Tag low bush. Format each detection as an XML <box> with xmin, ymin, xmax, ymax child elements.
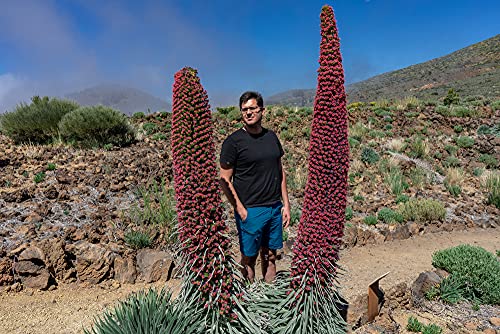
<box><xmin>46</xmin><ymin>163</ymin><xmax>57</xmax><ymax>171</ymax></box>
<box><xmin>124</xmin><ymin>231</ymin><xmax>152</xmax><ymax>249</ymax></box>
<box><xmin>377</xmin><ymin>207</ymin><xmax>403</xmax><ymax>224</ymax></box>
<box><xmin>407</xmin><ymin>316</ymin><xmax>423</xmax><ymax>332</ymax></box>
<box><xmin>364</xmin><ymin>215</ymin><xmax>377</xmax><ymax>225</ymax></box>
<box><xmin>143</xmin><ymin>122</ymin><xmax>158</xmax><ymax>135</ymax></box>
<box><xmin>0</xmin><ymin>96</ymin><xmax>79</xmax><ymax>144</ymax></box>
<box><xmin>34</xmin><ymin>172</ymin><xmax>45</xmax><ymax>183</ymax></box>
<box><xmin>479</xmin><ymin>154</ymin><xmax>498</xmax><ymax>169</ymax></box>
<box><xmin>409</xmin><ymin>137</ymin><xmax>429</xmax><ymax>158</ymax></box>
<box><xmin>432</xmin><ymin>244</ymin><xmax>500</xmax><ymax>304</ymax></box>
<box><xmin>455</xmin><ymin>136</ymin><xmax>474</xmax><ymax>148</ymax></box>
<box><xmin>395</xmin><ymin>194</ymin><xmax>409</xmax><ymax>204</ymax></box>
<box><xmin>361</xmin><ymin>147</ymin><xmax>379</xmax><ymax>164</ymax></box>
<box><xmin>422</xmin><ymin>323</ymin><xmax>443</xmax><ymax>334</ymax></box>
<box><xmin>345</xmin><ymin>206</ymin><xmax>353</xmax><ymax>221</ymax></box>
<box><xmin>443</xmin><ymin>156</ymin><xmax>460</xmax><ymax>168</ymax></box>
<box><xmin>59</xmin><ymin>105</ymin><xmax>135</xmax><ymax>147</ymax></box>
<box><xmin>484</xmin><ymin>173</ymin><xmax>499</xmax><ymax>209</ymax></box>
<box><xmin>397</xmin><ymin>198</ymin><xmax>446</xmax><ymax>222</ymax></box>
<box><xmin>438</xmin><ymin>276</ymin><xmax>463</xmax><ymax>304</ymax></box>
<box><xmin>477</xmin><ymin>123</ymin><xmax>500</xmax><ymax>136</ymax></box>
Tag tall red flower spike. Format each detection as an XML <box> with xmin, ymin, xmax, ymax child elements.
<box><xmin>171</xmin><ymin>67</ymin><xmax>235</xmax><ymax>314</ymax></box>
<box><xmin>290</xmin><ymin>5</ymin><xmax>349</xmax><ymax>289</ymax></box>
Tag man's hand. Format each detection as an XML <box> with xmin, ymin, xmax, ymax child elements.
<box><xmin>237</xmin><ymin>205</ymin><xmax>248</xmax><ymax>222</ymax></box>
<box><xmin>282</xmin><ymin>205</ymin><xmax>291</xmax><ymax>228</ymax></box>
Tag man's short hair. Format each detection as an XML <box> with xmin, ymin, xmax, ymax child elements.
<box><xmin>239</xmin><ymin>91</ymin><xmax>264</xmax><ymax>109</ymax></box>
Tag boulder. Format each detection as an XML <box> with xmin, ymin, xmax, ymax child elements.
<box><xmin>36</xmin><ymin>239</ymin><xmax>71</xmax><ymax>281</ymax></box>
<box><xmin>411</xmin><ymin>271</ymin><xmax>442</xmax><ymax>302</ymax></box>
<box><xmin>136</xmin><ymin>249</ymin><xmax>173</xmax><ymax>283</ymax></box>
<box><xmin>0</xmin><ymin>258</ymin><xmax>14</xmax><ymax>286</ymax></box>
<box><xmin>114</xmin><ymin>256</ymin><xmax>137</xmax><ymax>284</ymax></box>
<box><xmin>384</xmin><ymin>224</ymin><xmax>411</xmax><ymax>242</ymax></box>
<box><xmin>73</xmin><ymin>241</ymin><xmax>115</xmax><ymax>284</ymax></box>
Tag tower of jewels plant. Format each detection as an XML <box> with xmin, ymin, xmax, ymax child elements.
<box><xmin>171</xmin><ymin>66</ymin><xmax>237</xmax><ymax>315</ymax></box>
<box><xmin>255</xmin><ymin>5</ymin><xmax>350</xmax><ymax>334</ymax></box>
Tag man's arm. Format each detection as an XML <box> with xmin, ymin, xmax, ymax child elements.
<box><xmin>220</xmin><ymin>163</ymin><xmax>248</xmax><ymax>221</ymax></box>
<box><xmin>279</xmin><ymin>159</ymin><xmax>291</xmax><ymax>228</ymax></box>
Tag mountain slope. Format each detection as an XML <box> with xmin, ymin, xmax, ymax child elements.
<box><xmin>267</xmin><ymin>34</ymin><xmax>500</xmax><ymax>106</ymax></box>
<box><xmin>66</xmin><ymin>84</ymin><xmax>171</xmax><ymax>115</ymax></box>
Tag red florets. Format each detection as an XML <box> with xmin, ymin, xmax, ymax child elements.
<box><xmin>171</xmin><ymin>67</ymin><xmax>235</xmax><ymax>313</ymax></box>
<box><xmin>290</xmin><ymin>5</ymin><xmax>349</xmax><ymax>289</ymax></box>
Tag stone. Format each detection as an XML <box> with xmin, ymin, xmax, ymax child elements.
<box><xmin>490</xmin><ymin>317</ymin><xmax>500</xmax><ymax>327</ymax></box>
<box><xmin>136</xmin><ymin>249</ymin><xmax>173</xmax><ymax>283</ymax></box>
<box><xmin>482</xmin><ymin>328</ymin><xmax>496</xmax><ymax>334</ymax></box>
<box><xmin>114</xmin><ymin>256</ymin><xmax>137</xmax><ymax>284</ymax></box>
<box><xmin>356</xmin><ymin>226</ymin><xmax>385</xmax><ymax>246</ymax></box>
<box><xmin>347</xmin><ymin>294</ymin><xmax>368</xmax><ymax>328</ymax></box>
<box><xmin>464</xmin><ymin>322</ymin><xmax>477</xmax><ymax>330</ymax></box>
<box><xmin>18</xmin><ymin>246</ymin><xmax>45</xmax><ymax>262</ymax></box>
<box><xmin>24</xmin><ymin>212</ymin><xmax>42</xmax><ymax>224</ymax></box>
<box><xmin>385</xmin><ymin>224</ymin><xmax>410</xmax><ymax>242</ymax></box>
<box><xmin>342</xmin><ymin>226</ymin><xmax>358</xmax><ymax>248</ymax></box>
<box><xmin>73</xmin><ymin>241</ymin><xmax>115</xmax><ymax>284</ymax></box>
<box><xmin>13</xmin><ymin>261</ymin><xmax>44</xmax><ymax>275</ymax></box>
<box><xmin>23</xmin><ymin>269</ymin><xmax>51</xmax><ymax>290</ymax></box>
<box><xmin>0</xmin><ymin>258</ymin><xmax>14</xmax><ymax>285</ymax></box>
<box><xmin>36</xmin><ymin>239</ymin><xmax>70</xmax><ymax>281</ymax></box>
<box><xmin>411</xmin><ymin>271</ymin><xmax>442</xmax><ymax>301</ymax></box>
<box><xmin>44</xmin><ymin>186</ymin><xmax>59</xmax><ymax>199</ymax></box>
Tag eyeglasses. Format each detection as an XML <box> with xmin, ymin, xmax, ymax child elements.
<box><xmin>240</xmin><ymin>106</ymin><xmax>262</xmax><ymax>113</ymax></box>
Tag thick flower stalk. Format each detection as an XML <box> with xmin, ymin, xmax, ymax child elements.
<box><xmin>290</xmin><ymin>4</ymin><xmax>349</xmax><ymax>290</ymax></box>
<box><xmin>171</xmin><ymin>67</ymin><xmax>235</xmax><ymax>314</ymax></box>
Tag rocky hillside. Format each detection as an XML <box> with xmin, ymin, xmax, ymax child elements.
<box><xmin>66</xmin><ymin>84</ymin><xmax>171</xmax><ymax>116</ymax></box>
<box><xmin>0</xmin><ymin>96</ymin><xmax>498</xmax><ymax>292</ymax></box>
<box><xmin>268</xmin><ymin>34</ymin><xmax>500</xmax><ymax>105</ymax></box>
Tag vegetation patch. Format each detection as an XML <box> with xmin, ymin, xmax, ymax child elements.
<box><xmin>432</xmin><ymin>244</ymin><xmax>500</xmax><ymax>304</ymax></box>
<box><xmin>397</xmin><ymin>198</ymin><xmax>446</xmax><ymax>222</ymax></box>
<box><xmin>59</xmin><ymin>105</ymin><xmax>136</xmax><ymax>148</ymax></box>
<box><xmin>377</xmin><ymin>207</ymin><xmax>403</xmax><ymax>224</ymax></box>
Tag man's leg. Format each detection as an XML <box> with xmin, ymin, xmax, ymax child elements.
<box><xmin>241</xmin><ymin>254</ymin><xmax>257</xmax><ymax>282</ymax></box>
<box><xmin>260</xmin><ymin>247</ymin><xmax>277</xmax><ymax>283</ymax></box>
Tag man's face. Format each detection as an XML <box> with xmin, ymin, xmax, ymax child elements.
<box><xmin>240</xmin><ymin>98</ymin><xmax>264</xmax><ymax>127</ymax></box>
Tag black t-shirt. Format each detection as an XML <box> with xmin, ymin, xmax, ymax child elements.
<box><xmin>220</xmin><ymin>128</ymin><xmax>284</xmax><ymax>207</ymax></box>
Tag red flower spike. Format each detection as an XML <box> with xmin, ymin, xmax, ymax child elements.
<box><xmin>171</xmin><ymin>67</ymin><xmax>235</xmax><ymax>314</ymax></box>
<box><xmin>290</xmin><ymin>5</ymin><xmax>349</xmax><ymax>289</ymax></box>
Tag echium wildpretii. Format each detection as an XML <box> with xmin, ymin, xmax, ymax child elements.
<box><xmin>171</xmin><ymin>67</ymin><xmax>235</xmax><ymax>315</ymax></box>
<box><xmin>290</xmin><ymin>5</ymin><xmax>349</xmax><ymax>289</ymax></box>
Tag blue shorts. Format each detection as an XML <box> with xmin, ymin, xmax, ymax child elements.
<box><xmin>235</xmin><ymin>202</ymin><xmax>283</xmax><ymax>257</ymax></box>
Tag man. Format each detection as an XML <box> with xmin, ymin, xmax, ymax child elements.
<box><xmin>219</xmin><ymin>91</ymin><xmax>290</xmax><ymax>283</ymax></box>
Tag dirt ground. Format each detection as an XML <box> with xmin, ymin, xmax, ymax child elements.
<box><xmin>0</xmin><ymin>228</ymin><xmax>498</xmax><ymax>334</ymax></box>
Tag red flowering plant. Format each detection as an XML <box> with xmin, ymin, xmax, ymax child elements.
<box><xmin>250</xmin><ymin>6</ymin><xmax>349</xmax><ymax>333</ymax></box>
<box><xmin>171</xmin><ymin>67</ymin><xmax>259</xmax><ymax>333</ymax></box>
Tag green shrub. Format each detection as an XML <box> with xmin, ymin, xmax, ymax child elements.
<box><xmin>124</xmin><ymin>231</ymin><xmax>152</xmax><ymax>249</ymax></box>
<box><xmin>129</xmin><ymin>180</ymin><xmax>177</xmax><ymax>232</ymax></box>
<box><xmin>477</xmin><ymin>124</ymin><xmax>500</xmax><ymax>136</ymax></box>
<box><xmin>453</xmin><ymin>125</ymin><xmax>463</xmax><ymax>133</ymax></box>
<box><xmin>280</xmin><ymin>130</ymin><xmax>293</xmax><ymax>141</ymax></box>
<box><xmin>406</xmin><ymin>316</ymin><xmax>423</xmax><ymax>332</ymax></box>
<box><xmin>409</xmin><ymin>137</ymin><xmax>428</xmax><ymax>158</ymax></box>
<box><xmin>34</xmin><ymin>172</ymin><xmax>45</xmax><ymax>183</ymax></box>
<box><xmin>301</xmin><ymin>127</ymin><xmax>311</xmax><ymax>138</ymax></box>
<box><xmin>443</xmin><ymin>88</ymin><xmax>459</xmax><ymax>106</ymax></box>
<box><xmin>473</xmin><ymin>167</ymin><xmax>484</xmax><ymax>176</ymax></box>
<box><xmin>395</xmin><ymin>194</ymin><xmax>409</xmax><ymax>204</ymax></box>
<box><xmin>445</xmin><ymin>183</ymin><xmax>461</xmax><ymax>197</ymax></box>
<box><xmin>455</xmin><ymin>136</ymin><xmax>474</xmax><ymax>148</ymax></box>
<box><xmin>59</xmin><ymin>106</ymin><xmax>135</xmax><ymax>147</ymax></box>
<box><xmin>405</xmin><ymin>111</ymin><xmax>419</xmax><ymax>118</ymax></box>
<box><xmin>290</xmin><ymin>206</ymin><xmax>302</xmax><ymax>226</ymax></box>
<box><xmin>491</xmin><ymin>100</ymin><xmax>500</xmax><ymax>110</ymax></box>
<box><xmin>422</xmin><ymin>323</ymin><xmax>443</xmax><ymax>334</ymax></box>
<box><xmin>364</xmin><ymin>215</ymin><xmax>377</xmax><ymax>225</ymax></box>
<box><xmin>361</xmin><ymin>147</ymin><xmax>379</xmax><ymax>164</ymax></box>
<box><xmin>397</xmin><ymin>198</ymin><xmax>446</xmax><ymax>222</ymax></box>
<box><xmin>444</xmin><ymin>144</ymin><xmax>458</xmax><ymax>155</ymax></box>
<box><xmin>383</xmin><ymin>166</ymin><xmax>406</xmax><ymax>196</ymax></box>
<box><xmin>353</xmin><ymin>195</ymin><xmax>364</xmax><ymax>202</ymax></box>
<box><xmin>443</xmin><ymin>156</ymin><xmax>460</xmax><ymax>168</ymax></box>
<box><xmin>143</xmin><ymin>122</ymin><xmax>157</xmax><ymax>135</ymax></box>
<box><xmin>132</xmin><ymin>111</ymin><xmax>145</xmax><ymax>119</ymax></box>
<box><xmin>425</xmin><ymin>285</ymin><xmax>440</xmax><ymax>301</ymax></box>
<box><xmin>484</xmin><ymin>173</ymin><xmax>500</xmax><ymax>209</ymax></box>
<box><xmin>152</xmin><ymin>133</ymin><xmax>167</xmax><ymax>141</ymax></box>
<box><xmin>479</xmin><ymin>154</ymin><xmax>498</xmax><ymax>168</ymax></box>
<box><xmin>46</xmin><ymin>163</ymin><xmax>56</xmax><ymax>171</ymax></box>
<box><xmin>432</xmin><ymin>244</ymin><xmax>500</xmax><ymax>304</ymax></box>
<box><xmin>348</xmin><ymin>137</ymin><xmax>360</xmax><ymax>149</ymax></box>
<box><xmin>435</xmin><ymin>105</ymin><xmax>450</xmax><ymax>116</ymax></box>
<box><xmin>438</xmin><ymin>276</ymin><xmax>463</xmax><ymax>304</ymax></box>
<box><xmin>0</xmin><ymin>96</ymin><xmax>78</xmax><ymax>144</ymax></box>
<box><xmin>452</xmin><ymin>106</ymin><xmax>477</xmax><ymax>117</ymax></box>
<box><xmin>345</xmin><ymin>207</ymin><xmax>353</xmax><ymax>221</ymax></box>
<box><xmin>377</xmin><ymin>207</ymin><xmax>403</xmax><ymax>224</ymax></box>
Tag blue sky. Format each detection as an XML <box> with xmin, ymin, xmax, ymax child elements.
<box><xmin>1</xmin><ymin>0</ymin><xmax>499</xmax><ymax>110</ymax></box>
